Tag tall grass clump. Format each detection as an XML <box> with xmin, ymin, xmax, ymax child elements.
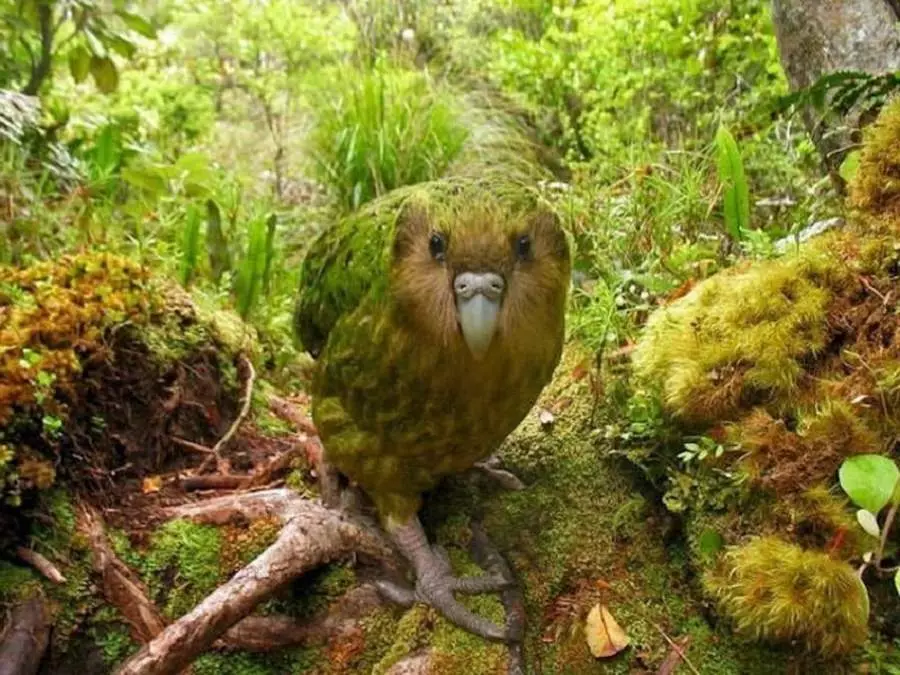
<box><xmin>308</xmin><ymin>67</ymin><xmax>470</xmax><ymax>211</ymax></box>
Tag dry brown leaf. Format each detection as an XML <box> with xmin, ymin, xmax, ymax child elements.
<box><xmin>585</xmin><ymin>604</ymin><xmax>630</xmax><ymax>658</ymax></box>
<box><xmin>142</xmin><ymin>475</ymin><xmax>162</xmax><ymax>494</ymax></box>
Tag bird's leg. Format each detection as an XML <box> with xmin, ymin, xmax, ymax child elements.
<box><xmin>375</xmin><ymin>515</ymin><xmax>517</xmax><ymax>643</ymax></box>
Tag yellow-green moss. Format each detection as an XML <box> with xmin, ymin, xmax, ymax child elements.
<box><xmin>705</xmin><ymin>536</ymin><xmax>869</xmax><ymax>656</ymax></box>
<box><xmin>633</xmin><ymin>242</ymin><xmax>852</xmax><ymax>425</ymax></box>
<box><xmin>849</xmin><ymin>96</ymin><xmax>900</xmax><ymax>219</ymax></box>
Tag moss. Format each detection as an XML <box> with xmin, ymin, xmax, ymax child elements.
<box><xmin>849</xmin><ymin>96</ymin><xmax>900</xmax><ymax>219</ymax></box>
<box><xmin>0</xmin><ymin>560</ymin><xmax>41</xmax><ymax>602</ymax></box>
<box><xmin>193</xmin><ymin>648</ymin><xmax>320</xmax><ymax>675</ymax></box>
<box><xmin>705</xmin><ymin>536</ymin><xmax>869</xmax><ymax>656</ymax></box>
<box><xmin>220</xmin><ymin>516</ymin><xmax>282</xmax><ymax>576</ymax></box>
<box><xmin>633</xmin><ymin>242</ymin><xmax>852</xmax><ymax>426</ymax></box>
<box><xmin>140</xmin><ymin>519</ymin><xmax>224</xmax><ymax>619</ymax></box>
<box><xmin>370</xmin><ymin>605</ymin><xmax>432</xmax><ymax>675</ymax></box>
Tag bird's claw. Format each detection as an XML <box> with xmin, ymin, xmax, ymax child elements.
<box><xmin>375</xmin><ymin>543</ymin><xmax>517</xmax><ymax>643</ymax></box>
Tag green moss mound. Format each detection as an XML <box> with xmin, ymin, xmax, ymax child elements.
<box><xmin>706</xmin><ymin>537</ymin><xmax>870</xmax><ymax>656</ymax></box>
<box><xmin>0</xmin><ymin>251</ymin><xmax>250</xmax><ymax>543</ymax></box>
<box><xmin>629</xmin><ymin>99</ymin><xmax>900</xmax><ymax>658</ymax></box>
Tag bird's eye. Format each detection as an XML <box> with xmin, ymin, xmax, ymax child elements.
<box><xmin>429</xmin><ymin>232</ymin><xmax>447</xmax><ymax>261</ymax></box>
<box><xmin>515</xmin><ymin>234</ymin><xmax>532</xmax><ymax>260</ymax></box>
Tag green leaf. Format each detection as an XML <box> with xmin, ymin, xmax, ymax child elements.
<box><xmin>895</xmin><ymin>569</ymin><xmax>899</xmax><ymax>597</ymax></box>
<box><xmin>715</xmin><ymin>125</ymin><xmax>750</xmax><ymax>242</ymax></box>
<box><xmin>90</xmin><ymin>56</ymin><xmax>119</xmax><ymax>94</ymax></box>
<box><xmin>83</xmin><ymin>29</ymin><xmax>107</xmax><ymax>57</ymax></box>
<box><xmin>839</xmin><ymin>455</ymin><xmax>900</xmax><ymax>514</ymax></box>
<box><xmin>839</xmin><ymin>150</ymin><xmax>860</xmax><ymax>184</ymax></box>
<box><xmin>107</xmin><ymin>34</ymin><xmax>137</xmax><ymax>59</ymax></box>
<box><xmin>205</xmin><ymin>199</ymin><xmax>232</xmax><ymax>284</ymax></box>
<box><xmin>180</xmin><ymin>204</ymin><xmax>203</xmax><ymax>288</ymax></box>
<box><xmin>856</xmin><ymin>509</ymin><xmax>881</xmax><ymax>538</ymax></box>
<box><xmin>118</xmin><ymin>10</ymin><xmax>157</xmax><ymax>39</ymax></box>
<box><xmin>697</xmin><ymin>529</ymin><xmax>724</xmax><ymax>560</ymax></box>
<box><xmin>68</xmin><ymin>45</ymin><xmax>91</xmax><ymax>83</ymax></box>
<box><xmin>262</xmin><ymin>213</ymin><xmax>277</xmax><ymax>295</ymax></box>
<box><xmin>121</xmin><ymin>165</ymin><xmax>168</xmax><ymax>196</ymax></box>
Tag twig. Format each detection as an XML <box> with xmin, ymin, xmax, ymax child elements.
<box><xmin>657</xmin><ymin>635</ymin><xmax>692</xmax><ymax>675</ymax></box>
<box><xmin>199</xmin><ymin>354</ymin><xmax>256</xmax><ymax>473</ymax></box>
<box><xmin>875</xmin><ymin>500</ymin><xmax>899</xmax><ymax>576</ymax></box>
<box><xmin>652</xmin><ymin>624</ymin><xmax>700</xmax><ymax>675</ymax></box>
<box><xmin>182</xmin><ymin>475</ymin><xmax>249</xmax><ymax>491</ymax></box>
<box><xmin>15</xmin><ymin>547</ymin><xmax>66</xmax><ymax>584</ymax></box>
<box><xmin>171</xmin><ymin>436</ymin><xmax>215</xmax><ymax>454</ymax></box>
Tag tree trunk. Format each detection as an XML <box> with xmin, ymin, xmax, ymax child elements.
<box><xmin>771</xmin><ymin>0</ymin><xmax>900</xmax><ymax>192</ymax></box>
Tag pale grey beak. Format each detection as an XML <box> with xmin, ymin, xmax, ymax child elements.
<box><xmin>454</xmin><ymin>271</ymin><xmax>504</xmax><ymax>360</ymax></box>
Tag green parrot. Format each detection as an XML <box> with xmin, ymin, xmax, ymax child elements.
<box><xmin>294</xmin><ymin>177</ymin><xmax>571</xmax><ymax>641</ymax></box>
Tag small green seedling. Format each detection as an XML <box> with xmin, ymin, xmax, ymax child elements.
<box><xmin>838</xmin><ymin>454</ymin><xmax>900</xmax><ymax>595</ymax></box>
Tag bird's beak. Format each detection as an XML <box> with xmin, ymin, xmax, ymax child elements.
<box><xmin>454</xmin><ymin>271</ymin><xmax>504</xmax><ymax>360</ymax></box>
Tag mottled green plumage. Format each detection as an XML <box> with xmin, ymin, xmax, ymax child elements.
<box><xmin>295</xmin><ymin>179</ymin><xmax>570</xmax><ymax>525</ymax></box>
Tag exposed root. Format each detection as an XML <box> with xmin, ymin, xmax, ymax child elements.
<box><xmin>80</xmin><ymin>504</ymin><xmax>167</xmax><ymax>643</ymax></box>
<box><xmin>15</xmin><ymin>546</ymin><xmax>66</xmax><ymax>584</ymax></box>
<box><xmin>216</xmin><ymin>584</ymin><xmax>384</xmax><ymax>652</ymax></box>
<box><xmin>0</xmin><ymin>594</ymin><xmax>52</xmax><ymax>675</ymax></box>
<box><xmin>114</xmin><ymin>491</ymin><xmax>396</xmax><ymax>675</ymax></box>
<box><xmin>181</xmin><ymin>475</ymin><xmax>249</xmax><ymax>491</ymax></box>
<box><xmin>268</xmin><ymin>394</ymin><xmax>318</xmax><ymax>435</ymax></box>
<box><xmin>199</xmin><ymin>353</ymin><xmax>256</xmax><ymax>473</ymax></box>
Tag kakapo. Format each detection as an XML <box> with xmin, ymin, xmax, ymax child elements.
<box><xmin>294</xmin><ymin>177</ymin><xmax>571</xmax><ymax>641</ymax></box>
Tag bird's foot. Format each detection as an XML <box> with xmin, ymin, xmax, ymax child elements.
<box><xmin>470</xmin><ymin>454</ymin><xmax>525</xmax><ymax>491</ymax></box>
<box><xmin>376</xmin><ymin>517</ymin><xmax>520</xmax><ymax>643</ymax></box>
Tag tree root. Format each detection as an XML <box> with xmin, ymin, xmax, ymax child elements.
<box><xmin>15</xmin><ymin>546</ymin><xmax>66</xmax><ymax>584</ymax></box>
<box><xmin>0</xmin><ymin>593</ymin><xmax>52</xmax><ymax>675</ymax></box>
<box><xmin>113</xmin><ymin>490</ymin><xmax>396</xmax><ymax>675</ymax></box>
<box><xmin>199</xmin><ymin>353</ymin><xmax>256</xmax><ymax>474</ymax></box>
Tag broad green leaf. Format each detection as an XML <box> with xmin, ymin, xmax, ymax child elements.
<box><xmin>205</xmin><ymin>199</ymin><xmax>231</xmax><ymax>283</ymax></box>
<box><xmin>83</xmin><ymin>29</ymin><xmax>106</xmax><ymax>57</ymax></box>
<box><xmin>180</xmin><ymin>204</ymin><xmax>203</xmax><ymax>287</ymax></box>
<box><xmin>90</xmin><ymin>56</ymin><xmax>119</xmax><ymax>94</ymax></box>
<box><xmin>895</xmin><ymin>569</ymin><xmax>899</xmax><ymax>597</ymax></box>
<box><xmin>68</xmin><ymin>45</ymin><xmax>90</xmax><ymax>83</ymax></box>
<box><xmin>856</xmin><ymin>509</ymin><xmax>881</xmax><ymax>538</ymax></box>
<box><xmin>107</xmin><ymin>34</ymin><xmax>137</xmax><ymax>59</ymax></box>
<box><xmin>118</xmin><ymin>10</ymin><xmax>157</xmax><ymax>39</ymax></box>
<box><xmin>121</xmin><ymin>165</ymin><xmax>168</xmax><ymax>196</ymax></box>
<box><xmin>262</xmin><ymin>213</ymin><xmax>277</xmax><ymax>295</ymax></box>
<box><xmin>715</xmin><ymin>125</ymin><xmax>750</xmax><ymax>242</ymax></box>
<box><xmin>839</xmin><ymin>455</ymin><xmax>900</xmax><ymax>514</ymax></box>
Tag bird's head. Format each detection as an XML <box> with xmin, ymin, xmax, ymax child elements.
<box><xmin>389</xmin><ymin>192</ymin><xmax>571</xmax><ymax>361</ymax></box>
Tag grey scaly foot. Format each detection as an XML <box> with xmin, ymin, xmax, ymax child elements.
<box><xmin>375</xmin><ymin>516</ymin><xmax>516</xmax><ymax>643</ymax></box>
<box><xmin>471</xmin><ymin>454</ymin><xmax>525</xmax><ymax>491</ymax></box>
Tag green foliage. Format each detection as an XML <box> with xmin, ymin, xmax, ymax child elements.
<box><xmin>179</xmin><ymin>202</ymin><xmax>203</xmax><ymax>286</ymax></box>
<box><xmin>779</xmin><ymin>70</ymin><xmax>900</xmax><ymax>122</ymax></box>
<box><xmin>839</xmin><ymin>455</ymin><xmax>900</xmax><ymax>515</ymax></box>
<box><xmin>307</xmin><ymin>67</ymin><xmax>469</xmax><ymax>210</ymax></box>
<box><xmin>715</xmin><ymin>125</ymin><xmax>750</xmax><ymax>242</ymax></box>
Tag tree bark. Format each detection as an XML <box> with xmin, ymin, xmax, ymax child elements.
<box><xmin>22</xmin><ymin>2</ymin><xmax>54</xmax><ymax>96</ymax></box>
<box><xmin>771</xmin><ymin>0</ymin><xmax>900</xmax><ymax>191</ymax></box>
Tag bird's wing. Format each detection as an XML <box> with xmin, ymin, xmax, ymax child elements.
<box><xmin>293</xmin><ymin>196</ymin><xmax>401</xmax><ymax>357</ymax></box>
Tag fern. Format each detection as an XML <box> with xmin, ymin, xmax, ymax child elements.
<box><xmin>262</xmin><ymin>213</ymin><xmax>277</xmax><ymax>295</ymax></box>
<box><xmin>777</xmin><ymin>70</ymin><xmax>900</xmax><ymax>119</ymax></box>
<box><xmin>715</xmin><ymin>125</ymin><xmax>750</xmax><ymax>242</ymax></box>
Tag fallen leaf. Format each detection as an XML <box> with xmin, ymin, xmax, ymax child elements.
<box><xmin>142</xmin><ymin>475</ymin><xmax>162</xmax><ymax>494</ymax></box>
<box><xmin>585</xmin><ymin>604</ymin><xmax>630</xmax><ymax>658</ymax></box>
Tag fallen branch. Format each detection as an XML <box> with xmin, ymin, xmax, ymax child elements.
<box><xmin>268</xmin><ymin>394</ymin><xmax>317</xmax><ymax>435</ymax></box>
<box><xmin>170</xmin><ymin>436</ymin><xmax>215</xmax><ymax>455</ymax></box>
<box><xmin>16</xmin><ymin>546</ymin><xmax>66</xmax><ymax>584</ymax></box>
<box><xmin>0</xmin><ymin>594</ymin><xmax>51</xmax><ymax>675</ymax></box>
<box><xmin>115</xmin><ymin>491</ymin><xmax>395</xmax><ymax>675</ymax></box>
<box><xmin>181</xmin><ymin>474</ymin><xmax>249</xmax><ymax>491</ymax></box>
